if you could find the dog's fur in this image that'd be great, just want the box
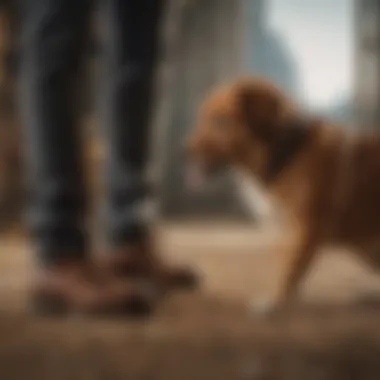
[187,77,380,310]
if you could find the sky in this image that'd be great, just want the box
[267,0,354,109]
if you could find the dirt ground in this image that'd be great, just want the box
[1,223,380,379]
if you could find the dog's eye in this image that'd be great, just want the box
[213,115,231,130]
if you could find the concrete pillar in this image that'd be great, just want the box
[354,0,380,129]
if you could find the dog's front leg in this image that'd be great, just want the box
[277,229,320,305]
[251,227,321,316]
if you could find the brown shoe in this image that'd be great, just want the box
[31,260,154,317]
[101,240,200,290]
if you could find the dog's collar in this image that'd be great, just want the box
[264,116,312,184]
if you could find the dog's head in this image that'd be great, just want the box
[186,77,299,187]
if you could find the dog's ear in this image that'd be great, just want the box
[236,82,282,143]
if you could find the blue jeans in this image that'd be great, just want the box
[19,0,165,266]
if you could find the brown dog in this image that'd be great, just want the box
[187,76,380,312]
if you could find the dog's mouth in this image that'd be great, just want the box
[185,160,227,191]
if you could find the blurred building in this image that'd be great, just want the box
[245,0,301,101]
[158,0,247,219]
[354,0,380,129]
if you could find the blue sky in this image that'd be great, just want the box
[267,0,354,109]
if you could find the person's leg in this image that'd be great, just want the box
[20,0,90,265]
[19,0,146,314]
[102,0,198,288]
[102,0,164,245]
